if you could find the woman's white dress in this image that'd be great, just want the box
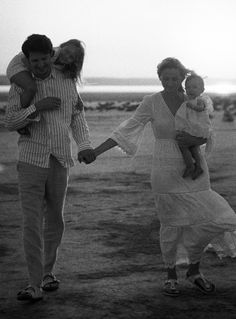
[110,92,236,266]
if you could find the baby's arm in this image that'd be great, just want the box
[7,53,36,108]
[186,98,205,112]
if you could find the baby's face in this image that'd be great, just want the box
[185,79,204,99]
[59,45,77,65]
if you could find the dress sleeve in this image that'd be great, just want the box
[110,95,153,156]
[6,52,29,80]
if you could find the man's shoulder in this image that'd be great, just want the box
[52,67,74,84]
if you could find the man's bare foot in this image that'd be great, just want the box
[183,166,195,178]
[191,165,203,180]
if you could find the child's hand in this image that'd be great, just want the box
[196,98,206,111]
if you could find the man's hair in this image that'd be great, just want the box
[22,34,53,58]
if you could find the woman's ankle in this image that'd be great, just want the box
[186,262,200,277]
[167,266,177,280]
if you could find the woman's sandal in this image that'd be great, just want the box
[17,285,43,301]
[41,273,60,291]
[162,279,180,297]
[186,273,216,294]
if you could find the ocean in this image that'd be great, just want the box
[1,82,236,96]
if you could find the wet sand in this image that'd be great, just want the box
[0,109,236,319]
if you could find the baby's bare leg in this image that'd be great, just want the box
[189,146,203,180]
[10,71,37,136]
[178,145,195,178]
[10,71,37,108]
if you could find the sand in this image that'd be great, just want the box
[0,109,236,319]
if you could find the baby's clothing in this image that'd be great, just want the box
[175,94,213,139]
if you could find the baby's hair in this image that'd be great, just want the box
[58,39,85,83]
[185,73,205,91]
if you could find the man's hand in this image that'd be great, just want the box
[176,131,207,147]
[78,149,96,164]
[35,97,61,112]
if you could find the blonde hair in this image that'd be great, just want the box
[56,39,85,83]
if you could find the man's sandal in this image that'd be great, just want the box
[17,285,43,301]
[41,273,60,291]
[162,279,180,297]
[187,273,216,294]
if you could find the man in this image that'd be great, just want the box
[5,34,95,301]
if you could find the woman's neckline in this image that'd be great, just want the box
[160,91,185,117]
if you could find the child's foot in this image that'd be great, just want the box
[191,165,203,180]
[183,165,195,178]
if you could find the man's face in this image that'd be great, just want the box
[28,52,52,79]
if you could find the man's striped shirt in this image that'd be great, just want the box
[5,68,92,168]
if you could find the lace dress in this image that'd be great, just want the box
[110,92,236,266]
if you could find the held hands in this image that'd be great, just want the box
[176,131,207,147]
[35,97,61,112]
[78,149,96,164]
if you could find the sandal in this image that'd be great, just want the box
[41,273,60,291]
[186,273,216,294]
[162,279,180,297]
[17,285,43,301]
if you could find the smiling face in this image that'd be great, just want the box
[59,45,78,65]
[185,78,204,99]
[28,52,52,79]
[159,68,184,93]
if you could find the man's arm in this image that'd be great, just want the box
[5,85,61,131]
[4,85,39,131]
[71,106,96,163]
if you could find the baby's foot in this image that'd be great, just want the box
[191,165,203,180]
[183,166,195,178]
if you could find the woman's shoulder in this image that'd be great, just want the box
[143,92,162,102]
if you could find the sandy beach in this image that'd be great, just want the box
[1,105,236,319]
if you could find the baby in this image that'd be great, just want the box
[6,39,85,136]
[175,74,214,180]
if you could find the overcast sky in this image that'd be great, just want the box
[1,0,236,79]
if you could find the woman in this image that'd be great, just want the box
[91,58,236,296]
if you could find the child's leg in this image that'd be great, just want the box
[10,71,37,108]
[189,146,203,180]
[178,145,195,178]
[11,71,37,136]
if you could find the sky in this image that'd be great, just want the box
[1,0,236,80]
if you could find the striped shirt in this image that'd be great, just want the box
[5,68,92,168]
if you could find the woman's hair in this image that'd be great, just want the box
[58,39,85,83]
[157,57,191,92]
[22,34,53,58]
[185,73,205,91]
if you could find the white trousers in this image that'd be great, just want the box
[17,156,69,286]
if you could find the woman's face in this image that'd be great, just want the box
[159,68,183,93]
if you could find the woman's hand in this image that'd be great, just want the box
[175,131,207,147]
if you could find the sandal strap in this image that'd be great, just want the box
[165,279,178,289]
[187,272,215,292]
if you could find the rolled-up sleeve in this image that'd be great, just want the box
[71,107,92,152]
[110,95,153,156]
[4,85,39,131]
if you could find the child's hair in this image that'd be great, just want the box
[185,73,205,92]
[57,39,85,83]
[22,34,53,58]
[157,57,191,93]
